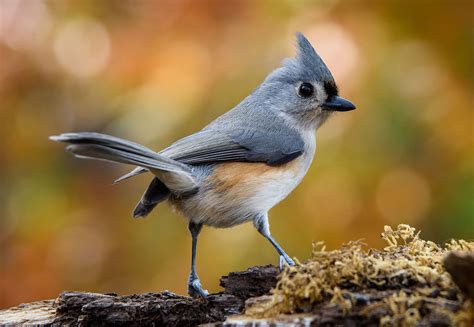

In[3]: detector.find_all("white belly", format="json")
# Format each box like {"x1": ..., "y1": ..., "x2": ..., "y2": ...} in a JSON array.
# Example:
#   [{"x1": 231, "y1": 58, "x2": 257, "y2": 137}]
[{"x1": 172, "y1": 132, "x2": 316, "y2": 228}]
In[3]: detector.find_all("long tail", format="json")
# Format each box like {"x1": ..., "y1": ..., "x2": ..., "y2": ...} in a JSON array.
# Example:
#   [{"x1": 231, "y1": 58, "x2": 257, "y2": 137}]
[{"x1": 50, "y1": 132, "x2": 198, "y2": 194}]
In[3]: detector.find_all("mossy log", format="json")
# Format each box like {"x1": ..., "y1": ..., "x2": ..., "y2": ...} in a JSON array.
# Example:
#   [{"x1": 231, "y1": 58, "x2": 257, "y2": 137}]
[{"x1": 1, "y1": 238, "x2": 472, "y2": 326}]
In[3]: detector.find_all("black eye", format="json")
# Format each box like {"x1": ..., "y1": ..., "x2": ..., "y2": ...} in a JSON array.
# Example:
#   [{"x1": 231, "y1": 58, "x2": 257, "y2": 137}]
[{"x1": 298, "y1": 82, "x2": 314, "y2": 98}]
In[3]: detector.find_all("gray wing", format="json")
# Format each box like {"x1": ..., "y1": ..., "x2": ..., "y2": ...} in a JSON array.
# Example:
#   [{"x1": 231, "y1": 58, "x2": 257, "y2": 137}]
[
  {"x1": 113, "y1": 131, "x2": 250, "y2": 183},
  {"x1": 158, "y1": 131, "x2": 248, "y2": 164},
  {"x1": 160, "y1": 109, "x2": 305, "y2": 166},
  {"x1": 114, "y1": 107, "x2": 305, "y2": 183}
]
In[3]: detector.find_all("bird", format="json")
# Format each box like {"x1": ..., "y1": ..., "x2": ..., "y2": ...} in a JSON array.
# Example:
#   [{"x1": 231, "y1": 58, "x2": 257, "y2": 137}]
[{"x1": 50, "y1": 33, "x2": 356, "y2": 298}]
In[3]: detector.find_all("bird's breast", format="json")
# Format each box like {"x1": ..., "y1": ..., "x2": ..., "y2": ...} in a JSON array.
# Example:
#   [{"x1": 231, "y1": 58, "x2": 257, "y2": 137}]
[
  {"x1": 171, "y1": 146, "x2": 315, "y2": 228},
  {"x1": 170, "y1": 131, "x2": 316, "y2": 228}
]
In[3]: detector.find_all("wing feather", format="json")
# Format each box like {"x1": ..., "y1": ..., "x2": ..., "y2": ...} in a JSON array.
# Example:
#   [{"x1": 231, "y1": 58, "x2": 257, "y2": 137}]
[
  {"x1": 115, "y1": 108, "x2": 306, "y2": 182},
  {"x1": 160, "y1": 115, "x2": 305, "y2": 166}
]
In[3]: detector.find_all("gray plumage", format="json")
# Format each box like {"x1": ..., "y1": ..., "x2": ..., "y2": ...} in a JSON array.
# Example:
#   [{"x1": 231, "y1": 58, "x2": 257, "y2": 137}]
[
  {"x1": 50, "y1": 33, "x2": 356, "y2": 298},
  {"x1": 114, "y1": 33, "x2": 335, "y2": 185}
]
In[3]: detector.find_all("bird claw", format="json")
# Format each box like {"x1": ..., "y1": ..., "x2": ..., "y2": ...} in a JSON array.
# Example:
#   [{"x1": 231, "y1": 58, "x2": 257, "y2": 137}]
[
  {"x1": 188, "y1": 278, "x2": 209, "y2": 298},
  {"x1": 279, "y1": 254, "x2": 295, "y2": 270}
]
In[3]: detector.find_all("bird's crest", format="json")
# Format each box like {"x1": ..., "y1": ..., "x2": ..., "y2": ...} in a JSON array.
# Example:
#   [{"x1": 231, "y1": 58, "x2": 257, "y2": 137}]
[{"x1": 293, "y1": 32, "x2": 334, "y2": 83}]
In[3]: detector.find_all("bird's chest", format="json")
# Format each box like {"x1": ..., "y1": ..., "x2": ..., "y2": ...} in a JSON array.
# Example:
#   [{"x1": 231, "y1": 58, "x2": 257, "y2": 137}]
[
  {"x1": 195, "y1": 140, "x2": 314, "y2": 224},
  {"x1": 251, "y1": 132, "x2": 316, "y2": 207},
  {"x1": 171, "y1": 133, "x2": 316, "y2": 228}
]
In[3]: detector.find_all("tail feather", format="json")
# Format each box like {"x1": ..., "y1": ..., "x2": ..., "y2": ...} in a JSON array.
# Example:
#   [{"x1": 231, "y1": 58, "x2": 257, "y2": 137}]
[
  {"x1": 113, "y1": 167, "x2": 148, "y2": 184},
  {"x1": 50, "y1": 132, "x2": 157, "y2": 158},
  {"x1": 65, "y1": 143, "x2": 178, "y2": 172},
  {"x1": 51, "y1": 132, "x2": 198, "y2": 193}
]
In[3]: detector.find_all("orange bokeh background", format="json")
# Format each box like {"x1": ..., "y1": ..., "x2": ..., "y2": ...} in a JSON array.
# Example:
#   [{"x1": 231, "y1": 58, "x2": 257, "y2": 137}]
[{"x1": 1, "y1": 0, "x2": 472, "y2": 308}]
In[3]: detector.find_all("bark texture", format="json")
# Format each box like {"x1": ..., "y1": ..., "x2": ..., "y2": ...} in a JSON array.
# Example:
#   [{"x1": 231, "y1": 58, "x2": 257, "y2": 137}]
[
  {"x1": 0, "y1": 265, "x2": 279, "y2": 326},
  {"x1": 0, "y1": 253, "x2": 472, "y2": 326}
]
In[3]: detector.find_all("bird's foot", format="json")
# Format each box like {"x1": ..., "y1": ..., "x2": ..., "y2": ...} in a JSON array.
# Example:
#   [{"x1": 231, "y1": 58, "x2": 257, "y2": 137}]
[
  {"x1": 279, "y1": 254, "x2": 295, "y2": 270},
  {"x1": 188, "y1": 277, "x2": 209, "y2": 298}
]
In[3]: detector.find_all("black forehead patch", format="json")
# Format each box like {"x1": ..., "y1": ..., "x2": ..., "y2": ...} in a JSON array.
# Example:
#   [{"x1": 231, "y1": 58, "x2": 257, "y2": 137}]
[{"x1": 324, "y1": 81, "x2": 338, "y2": 97}]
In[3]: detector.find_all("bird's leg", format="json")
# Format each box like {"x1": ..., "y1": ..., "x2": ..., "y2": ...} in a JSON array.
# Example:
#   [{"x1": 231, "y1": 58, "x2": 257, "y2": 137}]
[
  {"x1": 254, "y1": 214, "x2": 295, "y2": 269},
  {"x1": 187, "y1": 222, "x2": 208, "y2": 298}
]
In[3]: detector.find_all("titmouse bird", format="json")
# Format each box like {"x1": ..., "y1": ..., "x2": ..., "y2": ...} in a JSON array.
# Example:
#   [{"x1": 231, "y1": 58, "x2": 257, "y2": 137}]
[{"x1": 50, "y1": 33, "x2": 356, "y2": 298}]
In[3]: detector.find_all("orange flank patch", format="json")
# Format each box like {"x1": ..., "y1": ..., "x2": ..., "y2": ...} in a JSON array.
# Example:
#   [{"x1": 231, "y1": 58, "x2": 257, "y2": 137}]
[{"x1": 209, "y1": 160, "x2": 301, "y2": 191}]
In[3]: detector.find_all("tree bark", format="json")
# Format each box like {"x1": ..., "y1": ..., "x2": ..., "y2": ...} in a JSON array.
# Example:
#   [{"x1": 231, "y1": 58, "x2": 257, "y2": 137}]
[
  {"x1": 0, "y1": 253, "x2": 472, "y2": 326},
  {"x1": 0, "y1": 265, "x2": 279, "y2": 326}
]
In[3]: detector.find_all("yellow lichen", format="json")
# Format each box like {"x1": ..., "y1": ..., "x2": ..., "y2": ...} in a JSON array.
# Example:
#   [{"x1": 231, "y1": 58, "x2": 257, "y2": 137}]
[{"x1": 245, "y1": 224, "x2": 473, "y2": 326}]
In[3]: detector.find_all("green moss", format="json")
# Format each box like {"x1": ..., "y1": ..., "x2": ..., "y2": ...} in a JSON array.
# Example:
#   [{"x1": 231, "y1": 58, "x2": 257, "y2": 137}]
[{"x1": 246, "y1": 224, "x2": 473, "y2": 326}]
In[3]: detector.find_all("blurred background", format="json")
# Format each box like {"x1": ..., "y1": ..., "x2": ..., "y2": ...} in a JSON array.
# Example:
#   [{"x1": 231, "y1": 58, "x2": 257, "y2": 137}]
[{"x1": 0, "y1": 0, "x2": 472, "y2": 308}]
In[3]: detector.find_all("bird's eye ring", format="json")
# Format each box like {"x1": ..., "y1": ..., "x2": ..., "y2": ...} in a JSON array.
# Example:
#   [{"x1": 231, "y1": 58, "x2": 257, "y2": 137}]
[{"x1": 298, "y1": 82, "x2": 314, "y2": 98}]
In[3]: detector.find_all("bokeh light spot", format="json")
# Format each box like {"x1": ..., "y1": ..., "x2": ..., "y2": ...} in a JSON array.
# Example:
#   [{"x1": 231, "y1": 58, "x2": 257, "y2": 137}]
[
  {"x1": 304, "y1": 23, "x2": 360, "y2": 84},
  {"x1": 53, "y1": 18, "x2": 110, "y2": 78},
  {"x1": 0, "y1": 0, "x2": 52, "y2": 51}
]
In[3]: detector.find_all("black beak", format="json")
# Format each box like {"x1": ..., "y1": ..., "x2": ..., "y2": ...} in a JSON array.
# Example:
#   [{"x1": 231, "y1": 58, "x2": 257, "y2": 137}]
[{"x1": 322, "y1": 96, "x2": 356, "y2": 111}]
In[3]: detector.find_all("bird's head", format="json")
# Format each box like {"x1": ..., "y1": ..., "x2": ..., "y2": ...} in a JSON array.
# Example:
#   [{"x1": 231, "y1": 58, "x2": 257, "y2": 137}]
[{"x1": 256, "y1": 33, "x2": 356, "y2": 129}]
